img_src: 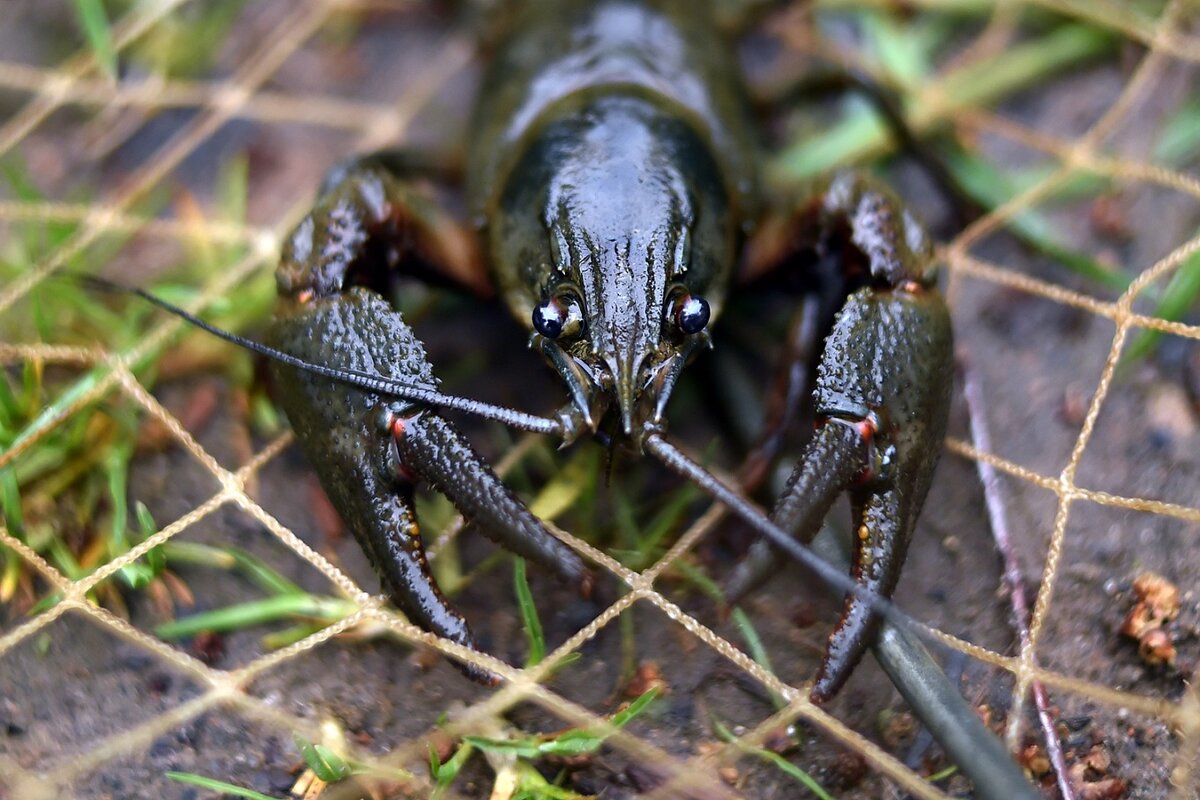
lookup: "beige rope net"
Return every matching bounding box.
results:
[0,0,1198,797]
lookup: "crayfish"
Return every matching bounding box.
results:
[125,0,954,703]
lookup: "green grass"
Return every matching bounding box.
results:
[167,732,414,800]
[1123,240,1200,365]
[711,717,834,800]
[0,141,277,613]
[766,8,1153,300]
[430,737,475,797]
[70,0,251,81]
[514,557,546,667]
[1119,99,1200,363]
[72,0,118,81]
[463,687,661,759]
[732,606,787,711]
[429,688,660,798]
[166,773,280,800]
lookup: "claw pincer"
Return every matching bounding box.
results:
[269,285,584,683]
[768,178,953,701]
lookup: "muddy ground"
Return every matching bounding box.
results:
[1,3,1198,799]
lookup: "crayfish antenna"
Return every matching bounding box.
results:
[74,275,563,435]
[724,423,863,604]
[642,433,911,628]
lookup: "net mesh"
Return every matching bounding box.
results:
[0,0,1198,797]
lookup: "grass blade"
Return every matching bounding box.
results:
[731,607,785,710]
[513,558,545,667]
[155,594,355,639]
[712,718,834,800]
[1123,240,1200,364]
[73,0,118,81]
[166,772,279,800]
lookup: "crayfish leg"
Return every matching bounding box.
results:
[276,152,489,303]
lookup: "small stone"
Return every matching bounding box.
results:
[1069,744,1127,799]
[791,602,820,629]
[829,751,868,789]
[1137,628,1176,667]
[1019,743,1051,778]
[1061,383,1088,426]
[1061,715,1092,732]
[1147,384,1196,443]
[762,727,796,755]
[409,648,441,673]
[624,661,668,699]
[1132,573,1181,623]
[1120,571,1180,639]
[878,709,916,747]
[1089,193,1133,242]
[190,630,225,666]
[1084,745,1111,773]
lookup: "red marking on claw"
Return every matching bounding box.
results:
[852,416,881,484]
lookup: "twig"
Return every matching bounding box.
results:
[963,359,1075,800]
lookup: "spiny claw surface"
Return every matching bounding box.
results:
[792,282,952,702]
[268,287,585,682]
[730,173,955,702]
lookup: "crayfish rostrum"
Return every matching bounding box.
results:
[175,0,955,702]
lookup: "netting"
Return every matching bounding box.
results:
[1,0,1198,797]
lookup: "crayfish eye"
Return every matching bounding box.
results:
[667,290,710,335]
[532,293,583,340]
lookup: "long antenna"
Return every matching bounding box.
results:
[78,276,563,436]
[644,433,917,634]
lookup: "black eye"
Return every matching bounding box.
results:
[675,293,710,335]
[533,294,583,339]
[533,299,566,338]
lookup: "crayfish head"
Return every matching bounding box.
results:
[511,95,732,449]
[531,199,713,447]
[530,262,712,449]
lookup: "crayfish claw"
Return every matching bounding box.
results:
[724,422,862,603]
[362,468,498,686]
[269,289,585,682]
[800,280,951,702]
[731,254,952,701]
[811,487,908,703]
[397,413,589,588]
